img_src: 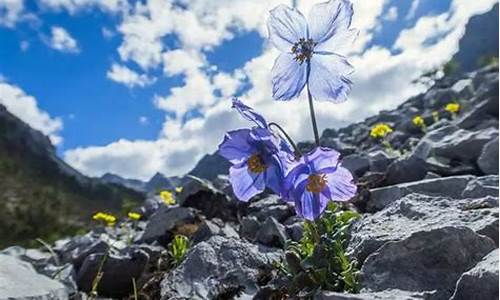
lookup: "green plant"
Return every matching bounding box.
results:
[277,203,360,298]
[169,235,190,267]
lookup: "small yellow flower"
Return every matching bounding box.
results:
[370,123,393,139]
[160,190,176,205]
[412,115,425,127]
[175,186,183,194]
[92,212,117,226]
[445,103,460,114]
[127,212,142,221]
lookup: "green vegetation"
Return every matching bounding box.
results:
[169,235,190,267]
[276,203,361,298]
[0,109,144,248]
[478,55,499,68]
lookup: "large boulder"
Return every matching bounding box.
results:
[359,227,496,299]
[414,125,498,163]
[349,193,498,263]
[0,254,68,299]
[160,236,282,299]
[384,156,427,185]
[140,206,196,244]
[76,248,149,298]
[450,249,499,300]
[477,136,499,175]
[367,175,498,212]
[178,176,239,222]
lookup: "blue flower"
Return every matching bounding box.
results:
[218,127,287,201]
[218,99,296,202]
[231,98,294,155]
[268,0,357,102]
[283,147,357,220]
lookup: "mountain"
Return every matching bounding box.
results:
[452,3,499,73]
[100,173,148,193]
[188,152,231,181]
[0,104,145,247]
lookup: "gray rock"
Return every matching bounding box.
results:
[247,195,293,223]
[140,206,196,244]
[40,263,78,296]
[316,289,435,299]
[240,216,261,241]
[450,249,499,300]
[0,254,68,300]
[179,176,239,221]
[285,221,304,242]
[477,137,499,175]
[385,156,427,185]
[349,193,499,263]
[191,219,221,244]
[342,154,370,177]
[160,236,282,300]
[256,217,288,247]
[367,150,395,173]
[360,227,496,299]
[415,125,498,163]
[76,248,149,298]
[0,246,54,269]
[368,175,497,212]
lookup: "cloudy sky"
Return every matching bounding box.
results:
[0,0,497,180]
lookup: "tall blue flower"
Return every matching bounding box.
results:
[268,0,357,102]
[219,127,287,202]
[218,99,295,202]
[283,147,356,220]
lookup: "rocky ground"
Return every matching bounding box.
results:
[0,65,498,299]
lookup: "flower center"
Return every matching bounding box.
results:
[306,173,327,193]
[291,38,316,64]
[247,154,267,173]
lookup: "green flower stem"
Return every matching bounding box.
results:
[305,220,321,244]
[307,84,320,147]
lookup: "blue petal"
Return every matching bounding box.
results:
[229,163,265,202]
[232,98,268,128]
[218,129,254,164]
[282,161,307,202]
[326,165,357,201]
[263,160,285,195]
[267,4,307,52]
[293,180,329,220]
[308,52,353,103]
[308,0,356,53]
[271,53,307,101]
[302,147,340,173]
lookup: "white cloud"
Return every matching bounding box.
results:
[48,26,80,53]
[0,0,23,27]
[0,80,63,145]
[64,0,499,180]
[406,0,420,20]
[384,6,398,21]
[106,63,156,88]
[39,0,128,14]
[139,116,148,125]
[101,27,115,39]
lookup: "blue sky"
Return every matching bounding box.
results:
[0,0,497,179]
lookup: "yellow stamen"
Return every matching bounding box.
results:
[247,154,267,173]
[306,174,327,193]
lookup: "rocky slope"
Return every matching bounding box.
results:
[0,62,497,299]
[0,7,498,300]
[0,104,145,247]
